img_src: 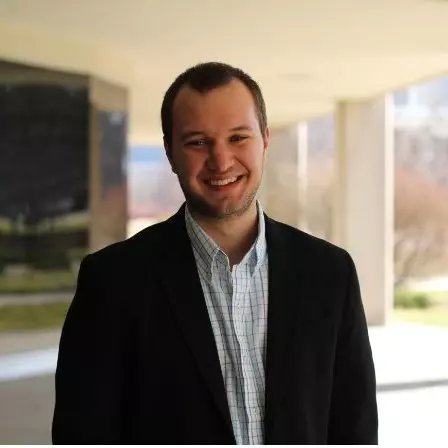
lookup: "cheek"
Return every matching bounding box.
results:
[240,150,264,174]
[177,154,204,179]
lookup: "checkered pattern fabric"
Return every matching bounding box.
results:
[185,203,269,445]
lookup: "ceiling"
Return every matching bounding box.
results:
[1,0,448,142]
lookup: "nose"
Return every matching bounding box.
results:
[206,140,233,173]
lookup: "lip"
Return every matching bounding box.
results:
[205,174,244,181]
[203,175,244,192]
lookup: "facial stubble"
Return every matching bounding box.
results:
[179,166,264,221]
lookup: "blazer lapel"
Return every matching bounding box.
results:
[155,206,234,439]
[264,216,308,440]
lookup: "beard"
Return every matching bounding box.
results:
[180,177,261,220]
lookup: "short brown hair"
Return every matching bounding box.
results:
[161,62,267,149]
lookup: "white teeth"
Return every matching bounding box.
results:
[209,177,238,186]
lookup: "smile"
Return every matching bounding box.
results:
[205,176,244,189]
[209,177,238,186]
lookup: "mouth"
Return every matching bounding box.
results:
[204,175,244,191]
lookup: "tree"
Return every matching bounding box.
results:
[394,168,448,286]
[304,163,448,288]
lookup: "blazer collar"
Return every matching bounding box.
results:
[184,201,267,282]
[264,215,309,440]
[153,205,308,443]
[154,204,235,441]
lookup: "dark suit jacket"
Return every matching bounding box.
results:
[52,205,378,444]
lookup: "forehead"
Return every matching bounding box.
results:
[172,79,259,131]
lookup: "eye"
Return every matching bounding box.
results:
[185,139,207,147]
[230,135,248,143]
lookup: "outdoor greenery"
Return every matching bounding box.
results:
[394,289,448,327]
[394,290,433,309]
[394,308,448,327]
[0,270,76,294]
[0,284,446,331]
[0,214,88,234]
[0,301,70,331]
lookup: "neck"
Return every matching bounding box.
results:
[191,201,259,267]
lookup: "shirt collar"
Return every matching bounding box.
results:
[185,201,267,281]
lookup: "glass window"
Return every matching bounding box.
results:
[394,90,409,106]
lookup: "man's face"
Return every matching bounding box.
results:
[166,79,269,219]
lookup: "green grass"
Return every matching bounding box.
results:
[394,307,448,327]
[393,288,448,327]
[0,225,87,236]
[394,290,432,309]
[0,221,10,232]
[425,290,448,304]
[0,302,70,331]
[0,270,76,294]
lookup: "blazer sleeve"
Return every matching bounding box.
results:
[52,254,126,444]
[327,252,379,445]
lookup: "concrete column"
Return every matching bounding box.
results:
[333,97,394,326]
[261,124,308,229]
[89,77,128,253]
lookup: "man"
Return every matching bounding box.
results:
[52,62,378,444]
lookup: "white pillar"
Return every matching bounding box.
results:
[333,97,394,326]
[261,124,308,229]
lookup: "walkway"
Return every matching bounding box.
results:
[0,321,447,444]
[0,292,73,307]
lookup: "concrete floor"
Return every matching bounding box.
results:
[0,322,447,444]
[0,375,53,444]
[0,375,447,445]
[0,329,61,356]
[378,385,448,445]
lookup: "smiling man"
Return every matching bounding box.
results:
[52,62,378,445]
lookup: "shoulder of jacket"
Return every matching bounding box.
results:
[84,219,172,268]
[266,216,350,264]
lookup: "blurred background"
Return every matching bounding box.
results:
[0,0,447,444]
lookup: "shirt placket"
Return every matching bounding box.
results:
[185,205,267,445]
[233,263,258,445]
[214,253,244,444]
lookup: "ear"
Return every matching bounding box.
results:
[164,137,177,174]
[263,127,270,156]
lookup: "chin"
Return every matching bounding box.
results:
[210,199,256,219]
[185,183,258,218]
[187,197,241,219]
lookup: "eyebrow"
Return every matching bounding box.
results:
[230,125,253,132]
[181,126,253,141]
[181,131,204,141]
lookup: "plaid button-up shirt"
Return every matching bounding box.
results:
[185,203,269,444]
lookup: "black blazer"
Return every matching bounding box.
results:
[52,205,378,444]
